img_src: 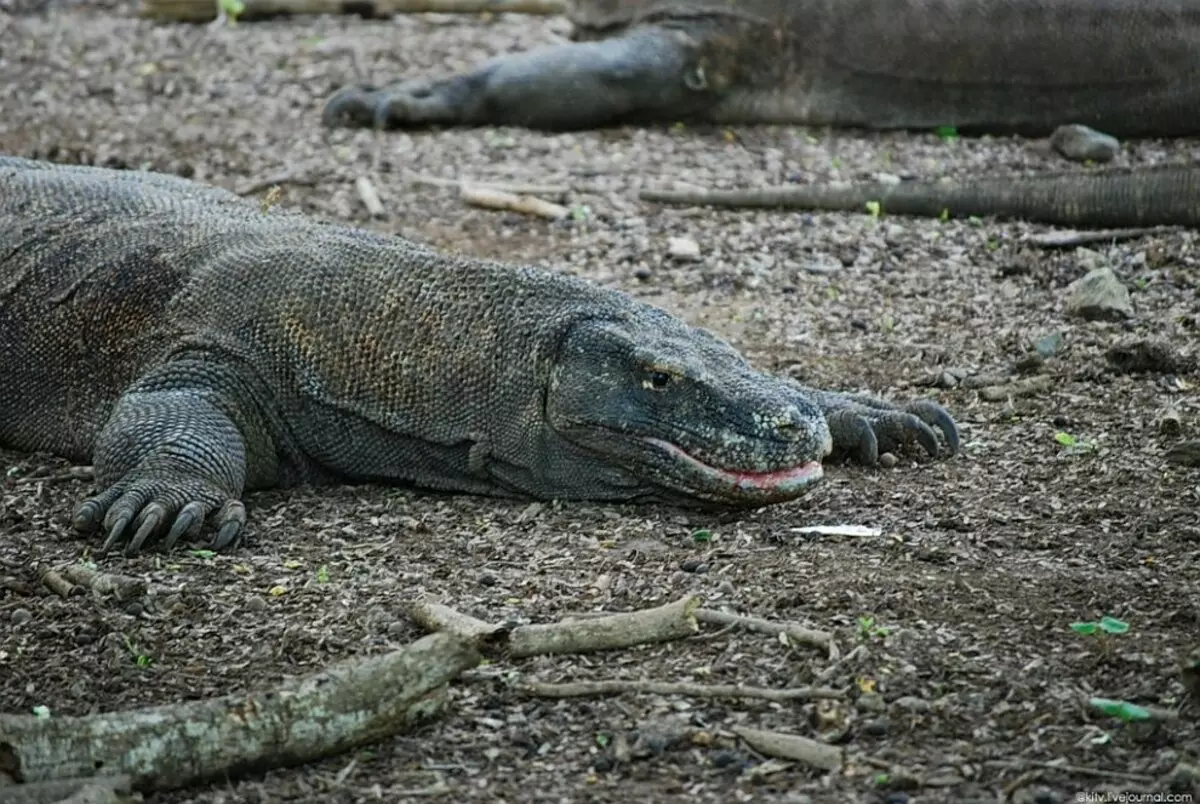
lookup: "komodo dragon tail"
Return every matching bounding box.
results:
[640,163,1200,228]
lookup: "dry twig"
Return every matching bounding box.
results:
[460,186,569,220]
[58,566,146,602]
[695,608,833,652]
[732,726,843,771]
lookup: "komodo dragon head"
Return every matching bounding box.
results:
[542,309,832,507]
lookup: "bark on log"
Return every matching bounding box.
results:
[0,632,479,793]
[138,0,566,22]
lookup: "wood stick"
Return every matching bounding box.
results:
[460,186,569,220]
[409,595,701,658]
[732,726,844,772]
[139,0,566,22]
[695,608,833,651]
[0,775,133,804]
[520,679,844,703]
[355,176,386,218]
[0,632,479,792]
[982,759,1155,784]
[407,174,570,203]
[57,566,146,602]
[36,567,77,599]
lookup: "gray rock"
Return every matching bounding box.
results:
[1049,124,1120,163]
[1066,267,1133,320]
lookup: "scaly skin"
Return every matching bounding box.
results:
[0,157,958,556]
[322,0,1200,136]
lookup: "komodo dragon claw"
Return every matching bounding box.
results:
[322,81,460,129]
[813,392,960,466]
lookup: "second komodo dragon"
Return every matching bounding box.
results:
[322,0,1200,136]
[0,157,957,557]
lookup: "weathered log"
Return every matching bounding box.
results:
[409,595,702,658]
[0,632,479,793]
[138,0,566,23]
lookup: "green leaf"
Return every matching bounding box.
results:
[316,565,330,584]
[934,125,959,141]
[188,549,216,560]
[865,200,881,218]
[595,732,610,747]
[32,705,51,719]
[1070,621,1099,636]
[1089,698,1151,722]
[692,529,712,543]
[1055,432,1078,447]
[1098,616,1129,634]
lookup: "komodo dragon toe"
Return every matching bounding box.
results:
[807,390,960,466]
[322,80,462,129]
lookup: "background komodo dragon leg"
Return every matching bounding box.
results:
[322,24,723,130]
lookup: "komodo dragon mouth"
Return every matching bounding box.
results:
[642,436,824,498]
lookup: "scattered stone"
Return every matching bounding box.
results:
[710,749,744,768]
[856,692,886,714]
[878,452,898,469]
[1180,647,1200,699]
[10,607,32,625]
[978,374,1052,402]
[245,596,268,614]
[890,695,932,714]
[1165,440,1200,467]
[862,717,890,736]
[666,236,702,262]
[961,372,1008,390]
[1162,761,1200,792]
[1014,353,1044,373]
[1066,267,1133,321]
[1159,409,1183,437]
[691,730,713,747]
[678,556,708,573]
[1033,332,1065,358]
[1107,338,1195,374]
[1049,123,1120,163]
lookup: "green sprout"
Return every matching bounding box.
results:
[1055,431,1097,453]
[1089,697,1151,722]
[188,549,216,560]
[692,529,713,544]
[857,616,889,640]
[216,0,245,23]
[316,565,330,584]
[934,125,959,142]
[865,200,882,218]
[1070,617,1129,636]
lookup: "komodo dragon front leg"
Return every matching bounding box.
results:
[323,26,719,131]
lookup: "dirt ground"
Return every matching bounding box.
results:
[2,4,1199,803]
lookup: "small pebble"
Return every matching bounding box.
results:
[1049,123,1120,163]
[878,452,898,469]
[10,607,32,625]
[666,236,701,262]
[862,717,890,736]
[678,556,708,573]
[245,596,268,613]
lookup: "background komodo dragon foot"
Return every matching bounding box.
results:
[807,390,959,466]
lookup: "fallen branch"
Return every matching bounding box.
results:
[57,566,146,602]
[407,174,570,203]
[139,0,566,22]
[0,775,132,804]
[409,595,701,658]
[977,374,1052,402]
[732,726,843,772]
[695,608,833,652]
[519,679,844,703]
[813,644,868,684]
[982,759,1155,784]
[461,186,569,220]
[0,632,479,793]
[234,171,320,197]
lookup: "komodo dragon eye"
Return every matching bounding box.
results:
[644,370,673,391]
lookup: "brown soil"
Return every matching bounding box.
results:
[1,5,1198,803]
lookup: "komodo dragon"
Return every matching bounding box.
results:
[322,0,1200,136]
[640,163,1200,229]
[0,157,957,557]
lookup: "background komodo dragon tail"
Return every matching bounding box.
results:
[0,157,957,557]
[323,0,1200,135]
[640,163,1200,229]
